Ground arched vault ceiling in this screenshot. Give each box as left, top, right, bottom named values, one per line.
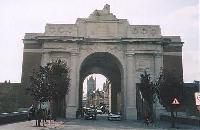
left=80, top=52, right=121, bottom=83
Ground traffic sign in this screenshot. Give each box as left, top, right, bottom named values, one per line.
left=194, top=92, right=200, bottom=105
left=172, top=98, right=180, bottom=105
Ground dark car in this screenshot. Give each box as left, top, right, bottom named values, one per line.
left=84, top=109, right=97, bottom=120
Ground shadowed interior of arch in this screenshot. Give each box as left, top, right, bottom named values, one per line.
left=79, top=52, right=124, bottom=119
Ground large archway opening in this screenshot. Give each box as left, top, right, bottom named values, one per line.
left=82, top=74, right=108, bottom=110
left=79, top=52, right=124, bottom=118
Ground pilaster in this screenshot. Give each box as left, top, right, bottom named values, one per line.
left=66, top=52, right=79, bottom=118
left=154, top=53, right=165, bottom=120
left=154, top=53, right=163, bottom=79
left=125, top=53, right=137, bottom=120
left=41, top=52, right=50, bottom=66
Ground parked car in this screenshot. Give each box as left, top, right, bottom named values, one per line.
left=84, top=109, right=97, bottom=120
left=96, top=109, right=103, bottom=114
left=107, top=113, right=121, bottom=121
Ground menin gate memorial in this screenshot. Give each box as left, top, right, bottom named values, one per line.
left=22, top=4, right=183, bottom=120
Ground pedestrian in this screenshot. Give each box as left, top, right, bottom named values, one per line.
left=144, top=111, right=150, bottom=126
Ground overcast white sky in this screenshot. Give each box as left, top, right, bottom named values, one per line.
left=0, top=0, right=199, bottom=85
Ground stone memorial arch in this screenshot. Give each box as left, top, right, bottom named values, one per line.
left=22, top=4, right=183, bottom=120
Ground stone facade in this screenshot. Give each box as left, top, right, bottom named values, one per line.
left=87, top=76, right=96, bottom=98
left=86, top=76, right=96, bottom=107
left=22, top=4, right=183, bottom=120
left=102, top=80, right=110, bottom=107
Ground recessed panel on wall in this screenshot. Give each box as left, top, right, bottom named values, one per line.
left=135, top=55, right=154, bottom=83
left=86, top=22, right=118, bottom=38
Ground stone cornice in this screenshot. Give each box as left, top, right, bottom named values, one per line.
left=23, top=48, right=79, bottom=53
left=24, top=36, right=163, bottom=44
left=121, top=38, right=162, bottom=44
left=126, top=50, right=162, bottom=55
left=162, top=37, right=184, bottom=46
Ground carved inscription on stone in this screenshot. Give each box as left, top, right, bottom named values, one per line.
left=86, top=23, right=118, bottom=38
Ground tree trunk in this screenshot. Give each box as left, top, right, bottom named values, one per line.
left=38, top=103, right=41, bottom=127
left=150, top=102, right=154, bottom=123
left=51, top=100, right=57, bottom=120
left=61, top=97, right=66, bottom=118
left=171, top=107, right=175, bottom=128
left=58, top=97, right=66, bottom=118
left=57, top=98, right=62, bottom=117
left=51, top=97, right=66, bottom=119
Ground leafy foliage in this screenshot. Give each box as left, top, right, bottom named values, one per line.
left=157, top=68, right=183, bottom=109
left=47, top=60, right=71, bottom=100
left=139, top=71, right=158, bottom=121
left=155, top=68, right=184, bottom=128
left=29, top=59, right=71, bottom=103
left=139, top=68, right=183, bottom=126
left=140, top=71, right=154, bottom=105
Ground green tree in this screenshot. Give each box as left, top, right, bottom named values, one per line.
left=29, top=66, right=51, bottom=103
left=139, top=71, right=157, bottom=122
left=47, top=59, right=70, bottom=118
left=29, top=59, right=70, bottom=119
left=157, top=68, right=183, bottom=128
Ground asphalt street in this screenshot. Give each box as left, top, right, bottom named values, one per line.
left=0, top=115, right=199, bottom=130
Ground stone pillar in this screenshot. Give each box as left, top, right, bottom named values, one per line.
left=66, top=53, right=78, bottom=118
left=125, top=53, right=137, bottom=120
left=154, top=54, right=165, bottom=120
left=154, top=53, right=163, bottom=79
left=109, top=84, right=112, bottom=112
left=41, top=52, right=50, bottom=66
left=111, top=81, right=117, bottom=113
